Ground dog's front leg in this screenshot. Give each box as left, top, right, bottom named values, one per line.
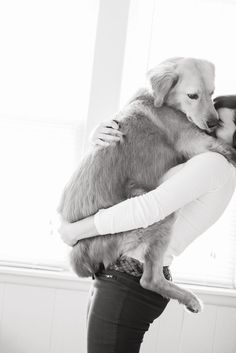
left=208, top=139, right=236, bottom=166
left=177, top=130, right=236, bottom=166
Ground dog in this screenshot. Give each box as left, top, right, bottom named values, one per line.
left=58, top=57, right=236, bottom=313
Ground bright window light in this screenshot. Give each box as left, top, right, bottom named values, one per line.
left=121, top=0, right=236, bottom=287
left=147, top=0, right=236, bottom=288
left=148, top=0, right=236, bottom=96
left=0, top=0, right=99, bottom=269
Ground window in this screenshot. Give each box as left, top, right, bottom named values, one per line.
left=121, top=0, right=236, bottom=288
left=1, top=0, right=236, bottom=288
left=0, top=0, right=99, bottom=270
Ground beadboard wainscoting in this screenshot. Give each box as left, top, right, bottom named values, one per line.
left=0, top=268, right=236, bottom=353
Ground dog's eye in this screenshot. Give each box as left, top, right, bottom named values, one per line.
left=187, top=93, right=199, bottom=100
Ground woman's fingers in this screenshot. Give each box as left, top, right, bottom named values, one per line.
left=58, top=221, right=76, bottom=246
left=89, top=119, right=124, bottom=147
left=103, top=119, right=120, bottom=130
left=98, top=133, right=121, bottom=142
left=96, top=139, right=110, bottom=147
left=100, top=127, right=123, bottom=137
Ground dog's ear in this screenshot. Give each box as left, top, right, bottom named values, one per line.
left=147, top=63, right=179, bottom=107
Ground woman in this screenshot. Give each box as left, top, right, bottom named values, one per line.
left=59, top=96, right=236, bottom=353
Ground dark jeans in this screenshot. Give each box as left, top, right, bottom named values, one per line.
left=87, top=269, right=171, bottom=353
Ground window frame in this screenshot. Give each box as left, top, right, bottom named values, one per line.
left=1, top=0, right=236, bottom=290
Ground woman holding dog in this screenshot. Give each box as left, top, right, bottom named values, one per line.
left=59, top=95, right=236, bottom=353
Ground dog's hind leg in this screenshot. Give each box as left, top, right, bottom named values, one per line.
left=125, top=182, right=202, bottom=312
left=140, top=217, right=203, bottom=313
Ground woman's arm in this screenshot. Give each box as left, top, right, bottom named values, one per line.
left=93, top=153, right=234, bottom=235
left=59, top=151, right=235, bottom=246
left=58, top=119, right=123, bottom=246
left=59, top=214, right=97, bottom=246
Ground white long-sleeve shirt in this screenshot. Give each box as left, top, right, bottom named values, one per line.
left=94, top=152, right=236, bottom=265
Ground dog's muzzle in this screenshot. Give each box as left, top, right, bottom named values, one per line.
left=206, top=117, right=219, bottom=129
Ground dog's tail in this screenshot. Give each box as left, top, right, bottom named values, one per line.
left=69, top=236, right=121, bottom=278
left=69, top=240, right=100, bottom=277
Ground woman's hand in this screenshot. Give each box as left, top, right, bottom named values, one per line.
left=89, top=119, right=124, bottom=147
left=58, top=219, right=79, bottom=246
left=58, top=215, right=99, bottom=246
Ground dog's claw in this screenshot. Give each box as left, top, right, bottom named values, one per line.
left=185, top=296, right=203, bottom=314
left=186, top=306, right=200, bottom=313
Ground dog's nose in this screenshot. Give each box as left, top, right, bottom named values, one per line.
left=206, top=118, right=219, bottom=129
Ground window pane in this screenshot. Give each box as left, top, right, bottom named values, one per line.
left=148, top=0, right=236, bottom=287
left=172, top=193, right=236, bottom=288
left=0, top=0, right=99, bottom=121
left=0, top=0, right=99, bottom=269
left=148, top=0, right=236, bottom=95
left=121, top=0, right=236, bottom=287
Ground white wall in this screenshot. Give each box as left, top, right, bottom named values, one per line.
left=0, top=268, right=236, bottom=353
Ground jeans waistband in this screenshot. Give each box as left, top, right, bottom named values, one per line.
left=94, top=266, right=172, bottom=283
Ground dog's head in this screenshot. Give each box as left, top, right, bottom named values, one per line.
left=148, top=57, right=219, bottom=132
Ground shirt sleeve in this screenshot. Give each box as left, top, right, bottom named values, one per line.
left=94, top=164, right=184, bottom=235
left=94, top=189, right=163, bottom=235
left=94, top=153, right=235, bottom=235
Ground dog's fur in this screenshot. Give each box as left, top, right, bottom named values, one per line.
left=58, top=58, right=236, bottom=313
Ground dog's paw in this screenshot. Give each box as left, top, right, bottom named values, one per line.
left=185, top=295, right=203, bottom=314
